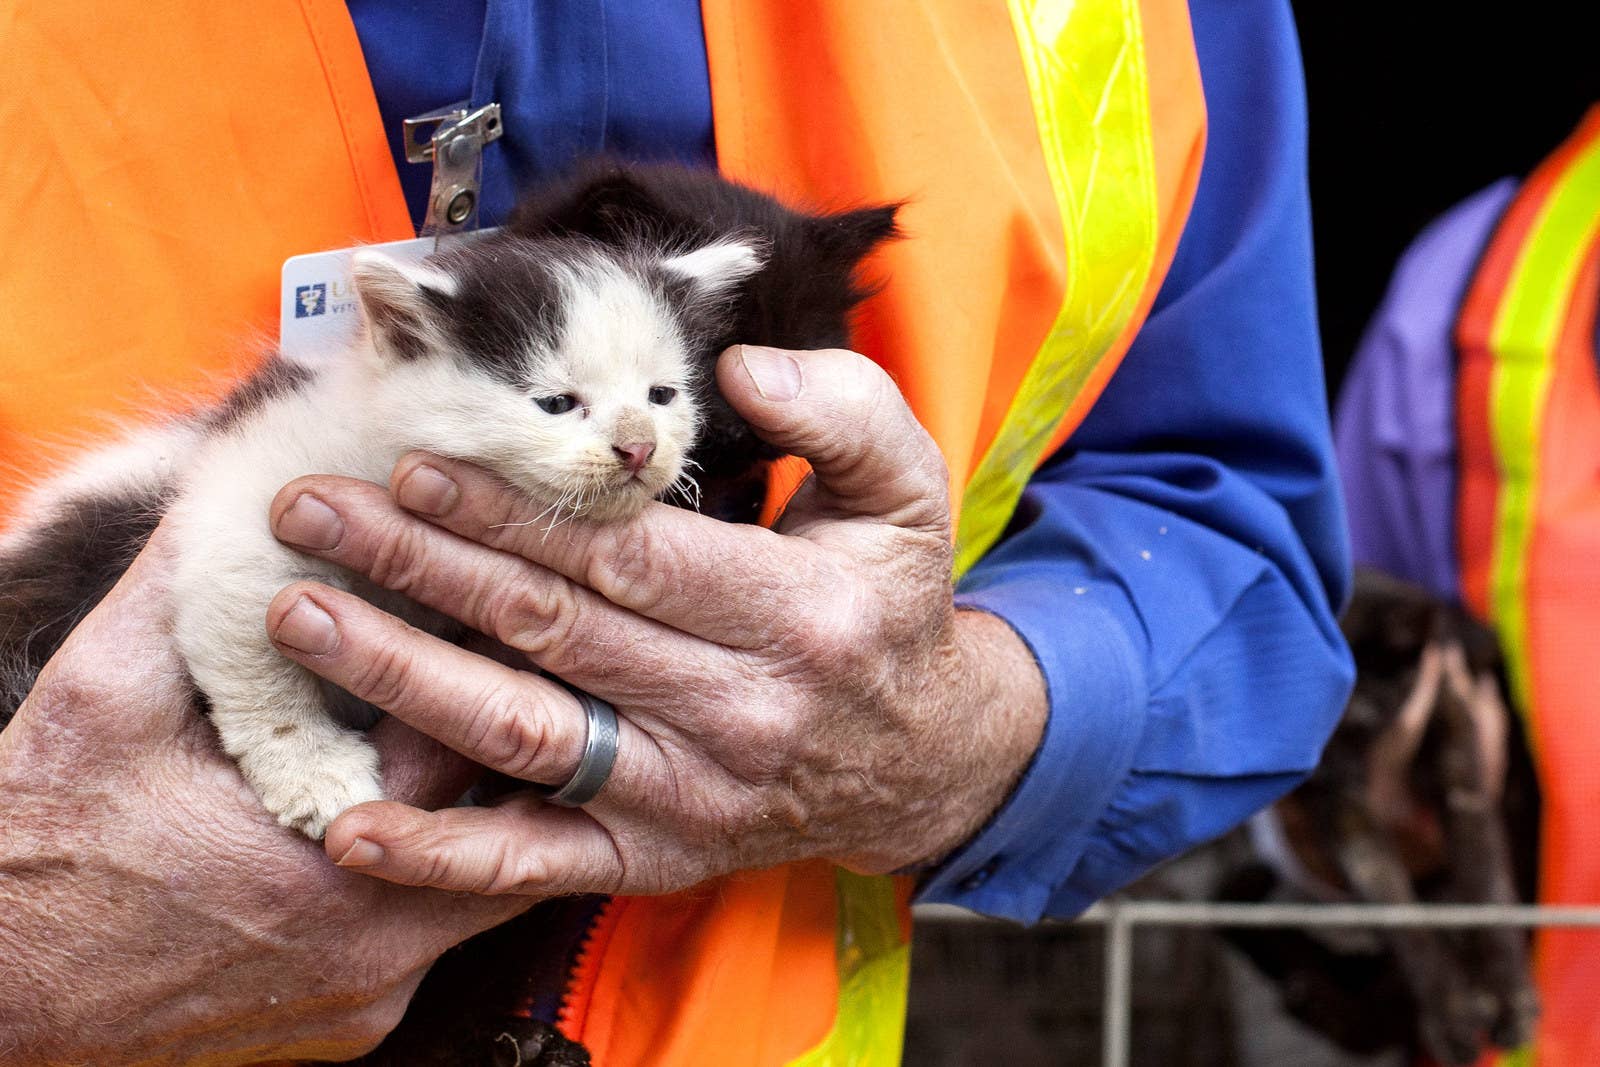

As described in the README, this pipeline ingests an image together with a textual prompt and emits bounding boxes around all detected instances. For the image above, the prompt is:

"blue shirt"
[349,0,1353,923]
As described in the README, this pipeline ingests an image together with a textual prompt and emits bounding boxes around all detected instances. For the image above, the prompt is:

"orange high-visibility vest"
[1457,105,1600,1067]
[0,2,1205,1062]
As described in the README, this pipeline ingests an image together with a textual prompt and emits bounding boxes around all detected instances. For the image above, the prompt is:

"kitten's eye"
[535,394,577,415]
[648,386,677,406]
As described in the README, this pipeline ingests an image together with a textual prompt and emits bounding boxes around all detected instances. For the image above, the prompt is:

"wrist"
[908,607,1048,868]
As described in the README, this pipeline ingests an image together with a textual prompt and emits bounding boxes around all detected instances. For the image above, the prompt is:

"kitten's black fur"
[509,159,901,520]
[0,161,899,1064]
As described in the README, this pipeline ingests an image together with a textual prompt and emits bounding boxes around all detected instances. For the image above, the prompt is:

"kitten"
[0,162,898,844]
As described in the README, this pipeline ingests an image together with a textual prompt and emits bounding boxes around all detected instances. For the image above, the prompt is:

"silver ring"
[543,687,619,807]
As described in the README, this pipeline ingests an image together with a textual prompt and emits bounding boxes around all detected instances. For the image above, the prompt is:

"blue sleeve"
[917,0,1355,920]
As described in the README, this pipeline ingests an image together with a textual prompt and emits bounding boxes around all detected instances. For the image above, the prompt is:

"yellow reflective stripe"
[787,3,1167,1059]
[1494,1041,1535,1067]
[1485,134,1600,724]
[783,872,909,1067]
[954,0,1161,577]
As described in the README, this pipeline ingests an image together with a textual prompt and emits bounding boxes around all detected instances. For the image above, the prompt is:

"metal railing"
[916,901,1600,1067]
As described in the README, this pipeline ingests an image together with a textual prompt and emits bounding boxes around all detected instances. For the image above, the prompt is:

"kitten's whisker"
[540,492,572,538]
[666,469,703,511]
[489,492,568,531]
[540,484,586,538]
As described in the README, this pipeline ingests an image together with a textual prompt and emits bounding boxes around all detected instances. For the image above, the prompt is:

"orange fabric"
[5,3,1203,1064]
[1454,123,1579,619]
[1046,0,1207,460]
[1456,110,1600,1066]
[566,865,845,1066]
[1518,237,1600,1067]
[705,0,1205,523]
[0,0,411,521]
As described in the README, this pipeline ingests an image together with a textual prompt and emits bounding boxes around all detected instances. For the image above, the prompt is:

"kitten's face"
[351,238,760,523]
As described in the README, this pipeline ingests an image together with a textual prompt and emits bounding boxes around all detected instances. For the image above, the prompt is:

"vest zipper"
[556,894,626,1041]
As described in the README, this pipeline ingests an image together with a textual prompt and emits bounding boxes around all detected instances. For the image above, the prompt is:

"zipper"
[556,894,627,1042]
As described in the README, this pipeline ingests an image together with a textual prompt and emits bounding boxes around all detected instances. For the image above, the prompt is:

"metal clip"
[402,103,504,235]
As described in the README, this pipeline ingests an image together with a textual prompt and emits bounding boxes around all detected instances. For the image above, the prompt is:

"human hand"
[266,345,1048,896]
[0,531,529,1065]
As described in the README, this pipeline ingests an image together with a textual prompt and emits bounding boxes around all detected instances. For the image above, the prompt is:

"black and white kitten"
[0,161,898,844]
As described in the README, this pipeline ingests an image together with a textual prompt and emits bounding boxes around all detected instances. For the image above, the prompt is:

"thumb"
[717,345,949,532]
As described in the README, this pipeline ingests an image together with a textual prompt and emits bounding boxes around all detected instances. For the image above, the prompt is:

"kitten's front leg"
[174,554,384,839]
[206,654,385,840]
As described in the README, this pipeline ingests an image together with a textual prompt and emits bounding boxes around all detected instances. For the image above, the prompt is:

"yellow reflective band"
[784,871,909,1067]
[1495,1041,1535,1067]
[1485,132,1600,727]
[954,0,1161,577]
[786,4,1170,1060]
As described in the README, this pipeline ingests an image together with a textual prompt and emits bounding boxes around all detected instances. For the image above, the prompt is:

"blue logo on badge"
[295,283,327,318]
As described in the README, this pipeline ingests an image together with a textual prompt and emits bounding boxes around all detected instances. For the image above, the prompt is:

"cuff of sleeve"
[915,577,1148,922]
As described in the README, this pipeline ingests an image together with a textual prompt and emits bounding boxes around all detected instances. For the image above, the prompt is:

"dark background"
[1288,4,1600,396]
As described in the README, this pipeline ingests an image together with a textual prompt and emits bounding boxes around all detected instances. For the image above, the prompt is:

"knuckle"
[788,600,867,675]
[489,579,582,659]
[734,730,799,785]
[403,829,533,896]
[344,1019,396,1056]
[585,525,676,614]
[346,637,417,708]
[501,850,556,895]
[413,846,469,892]
[462,687,555,780]
[344,991,411,1051]
[363,519,433,595]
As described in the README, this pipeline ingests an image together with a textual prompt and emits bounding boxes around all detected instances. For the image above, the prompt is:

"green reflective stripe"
[783,871,909,1067]
[788,3,1168,1059]
[1496,1041,1535,1067]
[954,0,1160,577]
[1485,135,1600,725]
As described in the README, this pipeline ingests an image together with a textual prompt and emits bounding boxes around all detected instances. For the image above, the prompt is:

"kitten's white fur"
[30,239,759,837]
[5,424,201,545]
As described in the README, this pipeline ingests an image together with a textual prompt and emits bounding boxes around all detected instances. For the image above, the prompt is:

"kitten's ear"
[660,239,767,303]
[507,163,662,242]
[350,251,457,362]
[811,203,902,267]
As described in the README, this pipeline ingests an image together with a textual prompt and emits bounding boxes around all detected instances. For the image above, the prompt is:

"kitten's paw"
[242,732,385,840]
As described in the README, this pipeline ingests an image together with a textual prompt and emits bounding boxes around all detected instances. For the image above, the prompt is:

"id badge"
[278,230,500,364]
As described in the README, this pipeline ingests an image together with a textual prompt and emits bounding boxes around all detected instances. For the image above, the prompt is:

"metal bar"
[1102,902,1132,1067]
[1082,900,1600,928]
[916,900,1600,928]
[914,899,1600,1067]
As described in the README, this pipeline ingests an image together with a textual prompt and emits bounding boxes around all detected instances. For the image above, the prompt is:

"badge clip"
[402,103,503,236]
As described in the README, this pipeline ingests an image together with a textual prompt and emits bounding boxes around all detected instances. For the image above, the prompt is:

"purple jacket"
[1335,180,1517,595]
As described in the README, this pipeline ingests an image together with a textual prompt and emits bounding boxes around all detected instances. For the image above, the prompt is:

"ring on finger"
[542,684,619,808]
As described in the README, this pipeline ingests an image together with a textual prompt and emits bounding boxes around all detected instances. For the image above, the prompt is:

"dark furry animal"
[0,160,899,1064]
[1219,568,1540,1066]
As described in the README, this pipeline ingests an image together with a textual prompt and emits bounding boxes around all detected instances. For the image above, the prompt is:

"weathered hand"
[267,345,1047,896]
[0,531,529,1065]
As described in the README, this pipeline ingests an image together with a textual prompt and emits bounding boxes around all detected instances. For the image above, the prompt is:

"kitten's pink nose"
[613,441,656,473]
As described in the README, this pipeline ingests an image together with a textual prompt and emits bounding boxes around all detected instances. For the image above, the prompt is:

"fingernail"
[273,596,339,655]
[336,837,385,868]
[276,494,343,550]
[397,464,459,515]
[739,345,803,402]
